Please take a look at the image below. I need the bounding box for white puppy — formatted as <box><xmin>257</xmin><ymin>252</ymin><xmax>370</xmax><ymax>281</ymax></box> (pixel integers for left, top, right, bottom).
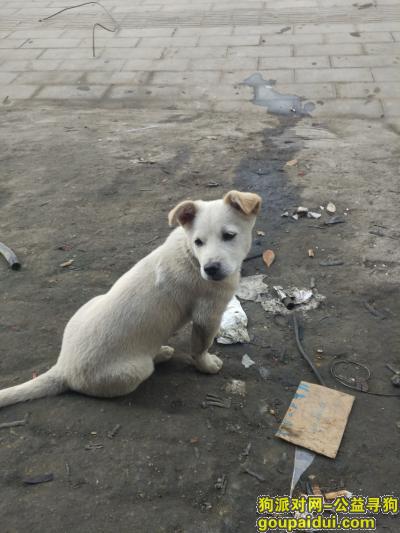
<box><xmin>0</xmin><ymin>190</ymin><xmax>261</xmax><ymax>408</ymax></box>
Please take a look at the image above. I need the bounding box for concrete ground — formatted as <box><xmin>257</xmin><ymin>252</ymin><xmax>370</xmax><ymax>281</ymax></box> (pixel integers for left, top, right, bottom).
<box><xmin>0</xmin><ymin>0</ymin><xmax>399</xmax><ymax>121</ymax></box>
<box><xmin>0</xmin><ymin>0</ymin><xmax>400</xmax><ymax>532</ymax></box>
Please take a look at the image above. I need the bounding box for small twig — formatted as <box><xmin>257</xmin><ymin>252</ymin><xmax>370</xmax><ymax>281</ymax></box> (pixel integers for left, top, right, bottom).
<box><xmin>319</xmin><ymin>259</ymin><xmax>344</xmax><ymax>267</ymax></box>
<box><xmin>107</xmin><ymin>423</ymin><xmax>121</xmax><ymax>439</ymax></box>
<box><xmin>386</xmin><ymin>363</ymin><xmax>400</xmax><ymax>375</ymax></box>
<box><xmin>242</xmin><ymin>466</ymin><xmax>265</xmax><ymax>482</ymax></box>
<box><xmin>144</xmin><ymin>235</ymin><xmax>159</xmax><ymax>245</ymax></box>
<box><xmin>369</xmin><ymin>229</ymin><xmax>385</xmax><ymax>237</ymax></box>
<box><xmin>364</xmin><ymin>301</ymin><xmax>386</xmax><ymax>320</ymax></box>
<box><xmin>214</xmin><ymin>474</ymin><xmax>228</xmax><ymax>494</ymax></box>
<box><xmin>0</xmin><ymin>413</ymin><xmax>29</xmax><ymax>429</ymax></box>
<box><xmin>202</xmin><ymin>394</ymin><xmax>231</xmax><ymax>408</ymax></box>
<box><xmin>369</xmin><ymin>229</ymin><xmax>400</xmax><ymax>241</ymax></box>
<box><xmin>241</xmin><ymin>442</ymin><xmax>252</xmax><ymax>457</ymax></box>
<box><xmin>85</xmin><ymin>442</ymin><xmax>104</xmax><ymax>450</ymax></box>
<box><xmin>324</xmin><ymin>216</ymin><xmax>345</xmax><ymax>225</ymax></box>
<box><xmin>244</xmin><ymin>252</ymin><xmax>262</xmax><ymax>262</ymax></box>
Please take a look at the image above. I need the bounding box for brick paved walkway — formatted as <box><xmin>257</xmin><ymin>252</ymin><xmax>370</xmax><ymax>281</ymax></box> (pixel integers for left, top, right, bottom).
<box><xmin>0</xmin><ymin>0</ymin><xmax>399</xmax><ymax>118</ymax></box>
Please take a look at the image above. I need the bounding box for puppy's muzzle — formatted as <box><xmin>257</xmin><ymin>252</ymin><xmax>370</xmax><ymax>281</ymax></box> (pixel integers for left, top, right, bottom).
<box><xmin>203</xmin><ymin>261</ymin><xmax>225</xmax><ymax>281</ymax></box>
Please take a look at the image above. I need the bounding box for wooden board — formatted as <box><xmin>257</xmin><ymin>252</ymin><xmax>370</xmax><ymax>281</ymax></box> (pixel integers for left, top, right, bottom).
<box><xmin>276</xmin><ymin>381</ymin><xmax>355</xmax><ymax>459</ymax></box>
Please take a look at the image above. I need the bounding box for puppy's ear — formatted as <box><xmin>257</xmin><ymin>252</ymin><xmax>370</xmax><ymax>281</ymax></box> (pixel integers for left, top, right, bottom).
<box><xmin>168</xmin><ymin>200</ymin><xmax>197</xmax><ymax>227</ymax></box>
<box><xmin>224</xmin><ymin>190</ymin><xmax>262</xmax><ymax>216</ymax></box>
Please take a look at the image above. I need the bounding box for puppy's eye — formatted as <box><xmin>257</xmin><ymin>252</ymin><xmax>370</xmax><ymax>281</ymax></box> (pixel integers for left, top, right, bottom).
<box><xmin>194</xmin><ymin>238</ymin><xmax>204</xmax><ymax>246</ymax></box>
<box><xmin>222</xmin><ymin>232</ymin><xmax>236</xmax><ymax>241</ymax></box>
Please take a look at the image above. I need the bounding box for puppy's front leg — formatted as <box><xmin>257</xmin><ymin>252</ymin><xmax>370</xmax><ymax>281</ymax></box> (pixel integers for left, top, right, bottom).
<box><xmin>191</xmin><ymin>321</ymin><xmax>223</xmax><ymax>374</ymax></box>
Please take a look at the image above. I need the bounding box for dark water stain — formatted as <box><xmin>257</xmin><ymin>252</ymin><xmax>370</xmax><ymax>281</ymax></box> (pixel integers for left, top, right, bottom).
<box><xmin>242</xmin><ymin>73</ymin><xmax>315</xmax><ymax>117</ymax></box>
<box><xmin>235</xmin><ymin>117</ymin><xmax>303</xmax><ymax>221</ymax></box>
<box><xmin>233</xmin><ymin>116</ymin><xmax>305</xmax><ymax>270</ymax></box>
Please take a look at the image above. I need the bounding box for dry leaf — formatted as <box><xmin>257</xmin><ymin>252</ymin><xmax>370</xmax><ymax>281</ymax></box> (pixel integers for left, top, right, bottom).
<box><xmin>308</xmin><ymin>249</ymin><xmax>315</xmax><ymax>257</ymax></box>
<box><xmin>262</xmin><ymin>249</ymin><xmax>275</xmax><ymax>268</ymax></box>
<box><xmin>285</xmin><ymin>159</ymin><xmax>298</xmax><ymax>167</ymax></box>
<box><xmin>257</xmin><ymin>230</ymin><xmax>265</xmax><ymax>236</ymax></box>
<box><xmin>60</xmin><ymin>259</ymin><xmax>74</xmax><ymax>268</ymax></box>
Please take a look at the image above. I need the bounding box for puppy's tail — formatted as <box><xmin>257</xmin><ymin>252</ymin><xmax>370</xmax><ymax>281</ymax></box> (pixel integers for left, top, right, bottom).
<box><xmin>0</xmin><ymin>366</ymin><xmax>66</xmax><ymax>408</ymax></box>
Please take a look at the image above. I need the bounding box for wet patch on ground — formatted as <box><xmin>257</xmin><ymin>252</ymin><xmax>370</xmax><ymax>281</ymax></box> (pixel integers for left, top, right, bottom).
<box><xmin>242</xmin><ymin>73</ymin><xmax>315</xmax><ymax>117</ymax></box>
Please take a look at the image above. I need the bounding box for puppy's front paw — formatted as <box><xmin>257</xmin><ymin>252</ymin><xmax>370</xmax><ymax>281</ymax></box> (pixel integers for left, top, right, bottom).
<box><xmin>194</xmin><ymin>353</ymin><xmax>223</xmax><ymax>374</ymax></box>
<box><xmin>154</xmin><ymin>345</ymin><xmax>174</xmax><ymax>364</ymax></box>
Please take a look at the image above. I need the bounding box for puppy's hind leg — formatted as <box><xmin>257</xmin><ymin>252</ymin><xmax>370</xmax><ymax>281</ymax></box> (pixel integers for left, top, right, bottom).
<box><xmin>72</xmin><ymin>356</ymin><xmax>155</xmax><ymax>398</ymax></box>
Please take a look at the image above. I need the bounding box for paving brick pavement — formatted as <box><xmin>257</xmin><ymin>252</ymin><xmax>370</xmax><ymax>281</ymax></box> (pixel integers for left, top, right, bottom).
<box><xmin>0</xmin><ymin>0</ymin><xmax>399</xmax><ymax>119</ymax></box>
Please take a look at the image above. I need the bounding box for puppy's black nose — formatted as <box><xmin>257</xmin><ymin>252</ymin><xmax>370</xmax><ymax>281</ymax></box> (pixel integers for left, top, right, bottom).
<box><xmin>204</xmin><ymin>262</ymin><xmax>221</xmax><ymax>278</ymax></box>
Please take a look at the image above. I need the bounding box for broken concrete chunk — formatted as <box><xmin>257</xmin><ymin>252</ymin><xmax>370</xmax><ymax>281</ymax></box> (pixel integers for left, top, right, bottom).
<box><xmin>307</xmin><ymin>211</ymin><xmax>321</xmax><ymax>219</ymax></box>
<box><xmin>242</xmin><ymin>354</ymin><xmax>255</xmax><ymax>368</ymax></box>
<box><xmin>237</xmin><ymin>275</ymin><xmax>325</xmax><ymax>315</ymax></box>
<box><xmin>296</xmin><ymin>206</ymin><xmax>309</xmax><ymax>216</ymax></box>
<box><xmin>326</xmin><ymin>202</ymin><xmax>336</xmax><ymax>214</ymax></box>
<box><xmin>292</xmin><ymin>289</ymin><xmax>313</xmax><ymax>305</ymax></box>
<box><xmin>236</xmin><ymin>274</ymin><xmax>268</xmax><ymax>302</ymax></box>
<box><xmin>217</xmin><ymin>296</ymin><xmax>250</xmax><ymax>344</ymax></box>
<box><xmin>225</xmin><ymin>379</ymin><xmax>246</xmax><ymax>396</ymax></box>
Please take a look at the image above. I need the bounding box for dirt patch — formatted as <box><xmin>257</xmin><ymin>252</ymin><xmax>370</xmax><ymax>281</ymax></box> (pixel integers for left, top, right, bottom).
<box><xmin>0</xmin><ymin>105</ymin><xmax>399</xmax><ymax>532</ymax></box>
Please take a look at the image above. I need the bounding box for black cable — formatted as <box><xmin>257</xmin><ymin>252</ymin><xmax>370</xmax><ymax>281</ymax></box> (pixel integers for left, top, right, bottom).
<box><xmin>292</xmin><ymin>312</ymin><xmax>326</xmax><ymax>386</ymax></box>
